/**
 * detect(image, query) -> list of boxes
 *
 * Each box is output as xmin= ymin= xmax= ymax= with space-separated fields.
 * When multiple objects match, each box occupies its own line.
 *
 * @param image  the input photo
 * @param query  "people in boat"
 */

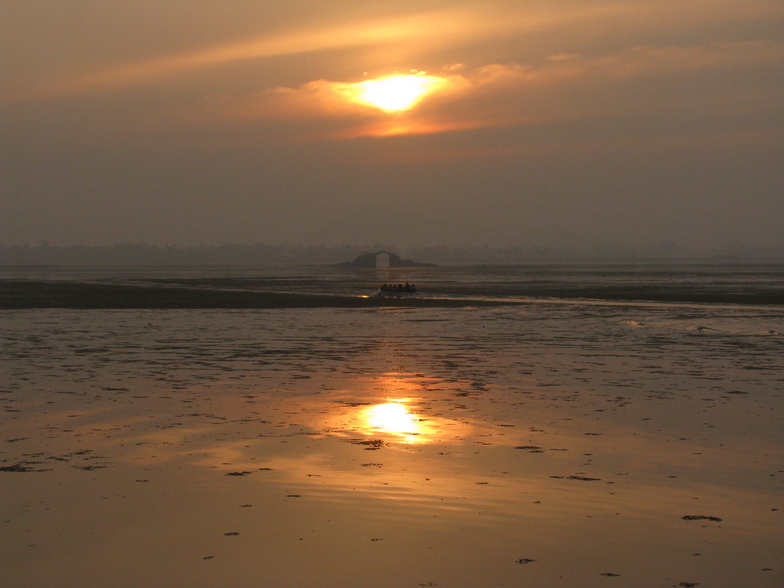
xmin=378 ymin=282 xmax=417 ymax=294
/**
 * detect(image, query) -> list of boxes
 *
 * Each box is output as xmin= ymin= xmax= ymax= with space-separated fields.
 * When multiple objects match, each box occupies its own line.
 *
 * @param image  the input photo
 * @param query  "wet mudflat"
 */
xmin=0 ymin=280 xmax=504 ymax=309
xmin=1 ymin=302 xmax=782 ymax=587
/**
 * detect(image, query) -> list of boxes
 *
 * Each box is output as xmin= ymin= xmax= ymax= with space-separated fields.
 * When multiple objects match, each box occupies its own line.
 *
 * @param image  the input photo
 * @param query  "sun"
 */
xmin=352 ymin=73 xmax=446 ymax=112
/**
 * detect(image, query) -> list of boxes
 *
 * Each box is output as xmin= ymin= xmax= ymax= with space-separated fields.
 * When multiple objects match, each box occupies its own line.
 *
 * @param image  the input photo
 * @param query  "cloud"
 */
xmin=8 ymin=0 xmax=781 ymax=167
xmin=176 ymin=37 xmax=783 ymax=148
xmin=6 ymin=0 xmax=782 ymax=119
xmin=4 ymin=7 xmax=507 ymax=103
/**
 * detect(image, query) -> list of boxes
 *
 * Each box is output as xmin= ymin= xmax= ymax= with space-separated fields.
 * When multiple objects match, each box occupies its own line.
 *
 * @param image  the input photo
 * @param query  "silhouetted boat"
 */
xmin=375 ymin=283 xmax=418 ymax=298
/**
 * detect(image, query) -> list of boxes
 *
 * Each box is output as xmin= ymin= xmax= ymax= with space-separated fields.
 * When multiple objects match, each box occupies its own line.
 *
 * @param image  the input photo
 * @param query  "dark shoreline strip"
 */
xmin=1 ymin=280 xmax=782 ymax=309
xmin=0 ymin=281 xmax=510 ymax=309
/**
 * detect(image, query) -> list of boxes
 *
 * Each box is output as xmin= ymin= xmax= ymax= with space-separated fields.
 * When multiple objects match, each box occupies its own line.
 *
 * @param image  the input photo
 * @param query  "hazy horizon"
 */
xmin=3 ymin=1 xmax=783 ymax=250
xmin=2 ymin=241 xmax=783 ymax=267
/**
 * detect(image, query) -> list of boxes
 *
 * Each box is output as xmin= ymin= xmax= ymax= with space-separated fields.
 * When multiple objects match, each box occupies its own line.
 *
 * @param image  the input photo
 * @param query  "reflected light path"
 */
xmin=362 ymin=401 xmax=428 ymax=443
xmin=311 ymin=372 xmax=478 ymax=446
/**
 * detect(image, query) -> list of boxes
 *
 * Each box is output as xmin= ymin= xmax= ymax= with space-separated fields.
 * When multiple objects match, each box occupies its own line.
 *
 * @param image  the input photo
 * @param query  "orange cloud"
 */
xmin=180 ymin=37 xmax=783 ymax=148
xmin=5 ymin=0 xmax=703 ymax=103
xmin=7 ymin=0 xmax=781 ymax=111
xmin=183 ymin=70 xmax=476 ymax=140
xmin=6 ymin=7 xmax=508 ymax=103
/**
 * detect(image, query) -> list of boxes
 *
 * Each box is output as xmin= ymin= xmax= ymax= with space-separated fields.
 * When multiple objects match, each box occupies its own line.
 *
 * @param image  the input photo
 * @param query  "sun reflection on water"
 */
xmin=362 ymin=401 xmax=423 ymax=443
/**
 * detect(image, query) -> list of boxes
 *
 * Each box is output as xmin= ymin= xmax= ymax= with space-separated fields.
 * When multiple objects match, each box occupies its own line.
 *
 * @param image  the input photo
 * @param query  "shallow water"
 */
xmin=3 ymin=260 xmax=784 ymax=304
xmin=2 ymin=263 xmax=784 ymax=587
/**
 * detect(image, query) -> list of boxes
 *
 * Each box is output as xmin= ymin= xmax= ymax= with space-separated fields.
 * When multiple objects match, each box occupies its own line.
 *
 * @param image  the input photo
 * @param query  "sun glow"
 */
xmin=365 ymin=402 xmax=418 ymax=433
xmin=353 ymin=74 xmax=446 ymax=112
xmin=361 ymin=402 xmax=429 ymax=443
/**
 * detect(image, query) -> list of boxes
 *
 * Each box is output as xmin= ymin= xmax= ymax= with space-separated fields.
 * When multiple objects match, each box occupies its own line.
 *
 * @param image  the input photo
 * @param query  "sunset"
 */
xmin=2 ymin=2 xmax=783 ymax=587
xmin=351 ymin=74 xmax=448 ymax=112
xmin=3 ymin=0 xmax=782 ymax=248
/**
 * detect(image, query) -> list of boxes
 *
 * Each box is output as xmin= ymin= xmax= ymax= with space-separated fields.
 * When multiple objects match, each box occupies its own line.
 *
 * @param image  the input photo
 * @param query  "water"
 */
xmin=2 ymin=260 xmax=783 ymax=304
xmin=1 ymin=262 xmax=783 ymax=587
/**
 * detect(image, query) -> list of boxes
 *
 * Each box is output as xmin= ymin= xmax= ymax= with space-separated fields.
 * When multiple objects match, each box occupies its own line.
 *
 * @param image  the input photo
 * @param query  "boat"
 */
xmin=376 ymin=283 xmax=418 ymax=298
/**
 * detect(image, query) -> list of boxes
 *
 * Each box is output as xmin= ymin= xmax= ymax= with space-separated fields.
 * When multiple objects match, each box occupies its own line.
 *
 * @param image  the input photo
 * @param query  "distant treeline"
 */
xmin=0 ymin=243 xmax=369 ymax=266
xmin=0 ymin=242 xmax=782 ymax=265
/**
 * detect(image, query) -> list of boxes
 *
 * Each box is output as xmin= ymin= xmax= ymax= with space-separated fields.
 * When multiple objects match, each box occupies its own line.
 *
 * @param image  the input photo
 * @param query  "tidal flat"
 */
xmin=1 ymin=300 xmax=783 ymax=587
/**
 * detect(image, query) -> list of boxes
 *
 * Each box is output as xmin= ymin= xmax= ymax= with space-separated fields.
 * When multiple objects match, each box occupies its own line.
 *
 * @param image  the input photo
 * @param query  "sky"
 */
xmin=2 ymin=0 xmax=783 ymax=251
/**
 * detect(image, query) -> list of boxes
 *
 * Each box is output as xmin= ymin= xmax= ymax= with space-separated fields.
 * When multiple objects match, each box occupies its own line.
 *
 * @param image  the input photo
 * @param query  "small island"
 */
xmin=338 ymin=250 xmax=435 ymax=268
